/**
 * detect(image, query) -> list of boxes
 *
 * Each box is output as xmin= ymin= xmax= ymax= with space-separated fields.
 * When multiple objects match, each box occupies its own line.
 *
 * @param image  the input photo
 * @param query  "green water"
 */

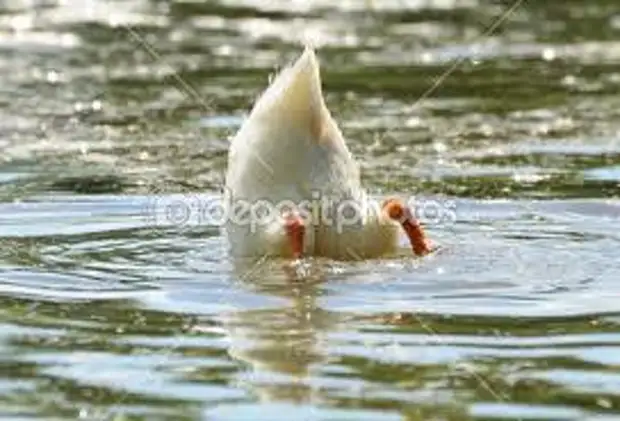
xmin=1 ymin=0 xmax=620 ymax=420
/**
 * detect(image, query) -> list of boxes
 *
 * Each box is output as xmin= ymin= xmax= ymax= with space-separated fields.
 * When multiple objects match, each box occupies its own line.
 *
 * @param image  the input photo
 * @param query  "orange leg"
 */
xmin=382 ymin=198 xmax=431 ymax=257
xmin=283 ymin=212 xmax=306 ymax=259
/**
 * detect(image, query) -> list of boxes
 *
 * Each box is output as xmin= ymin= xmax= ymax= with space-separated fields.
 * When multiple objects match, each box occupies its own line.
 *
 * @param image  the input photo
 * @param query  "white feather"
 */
xmin=224 ymin=47 xmax=400 ymax=260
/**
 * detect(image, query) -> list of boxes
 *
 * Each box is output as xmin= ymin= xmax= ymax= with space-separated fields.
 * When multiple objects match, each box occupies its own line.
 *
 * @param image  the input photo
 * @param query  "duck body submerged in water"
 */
xmin=224 ymin=47 xmax=431 ymax=260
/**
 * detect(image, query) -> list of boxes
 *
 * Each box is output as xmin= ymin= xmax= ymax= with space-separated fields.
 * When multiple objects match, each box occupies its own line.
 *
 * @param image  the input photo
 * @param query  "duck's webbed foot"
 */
xmin=283 ymin=210 xmax=306 ymax=259
xmin=382 ymin=198 xmax=432 ymax=257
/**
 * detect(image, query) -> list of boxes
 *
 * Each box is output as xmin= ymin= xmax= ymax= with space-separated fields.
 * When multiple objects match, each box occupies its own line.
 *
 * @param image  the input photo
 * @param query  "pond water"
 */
xmin=1 ymin=0 xmax=620 ymax=420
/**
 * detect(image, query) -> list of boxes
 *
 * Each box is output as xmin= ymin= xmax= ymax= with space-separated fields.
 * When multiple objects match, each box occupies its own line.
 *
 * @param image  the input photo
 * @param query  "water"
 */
xmin=1 ymin=0 xmax=620 ymax=419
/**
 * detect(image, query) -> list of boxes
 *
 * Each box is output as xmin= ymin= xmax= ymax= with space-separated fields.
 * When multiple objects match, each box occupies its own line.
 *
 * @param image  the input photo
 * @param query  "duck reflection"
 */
xmin=223 ymin=258 xmax=340 ymax=403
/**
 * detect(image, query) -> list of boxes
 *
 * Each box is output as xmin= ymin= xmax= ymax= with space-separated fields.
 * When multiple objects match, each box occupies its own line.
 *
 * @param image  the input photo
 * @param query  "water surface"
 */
xmin=1 ymin=0 xmax=620 ymax=420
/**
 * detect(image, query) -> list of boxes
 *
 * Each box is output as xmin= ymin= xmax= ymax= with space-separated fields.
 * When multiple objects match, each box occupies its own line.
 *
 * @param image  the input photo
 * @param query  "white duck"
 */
xmin=224 ymin=47 xmax=431 ymax=261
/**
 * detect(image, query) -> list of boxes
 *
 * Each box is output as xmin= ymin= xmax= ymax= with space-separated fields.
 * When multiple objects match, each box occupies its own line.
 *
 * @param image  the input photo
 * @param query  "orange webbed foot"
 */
xmin=283 ymin=211 xmax=306 ymax=259
xmin=382 ymin=197 xmax=432 ymax=257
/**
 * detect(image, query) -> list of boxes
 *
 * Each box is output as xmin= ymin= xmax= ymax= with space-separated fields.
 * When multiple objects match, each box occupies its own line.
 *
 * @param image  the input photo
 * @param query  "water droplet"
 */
xmin=216 ymin=45 xmax=232 ymax=56
xmin=513 ymin=173 xmax=545 ymax=184
xmin=344 ymin=33 xmax=358 ymax=46
xmin=421 ymin=52 xmax=433 ymax=63
xmin=10 ymin=15 xmax=32 ymax=31
xmin=433 ymin=142 xmax=447 ymax=153
xmin=479 ymin=124 xmax=493 ymax=137
xmin=562 ymin=75 xmax=577 ymax=86
xmin=46 ymin=70 xmax=60 ymax=84
xmin=405 ymin=117 xmax=422 ymax=128
xmin=542 ymin=48 xmax=556 ymax=61
xmin=92 ymin=100 xmax=102 ymax=111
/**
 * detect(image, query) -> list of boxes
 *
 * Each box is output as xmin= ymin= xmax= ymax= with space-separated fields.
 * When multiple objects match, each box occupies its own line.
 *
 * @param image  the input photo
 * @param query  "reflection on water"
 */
xmin=1 ymin=0 xmax=620 ymax=420
xmin=226 ymin=260 xmax=332 ymax=403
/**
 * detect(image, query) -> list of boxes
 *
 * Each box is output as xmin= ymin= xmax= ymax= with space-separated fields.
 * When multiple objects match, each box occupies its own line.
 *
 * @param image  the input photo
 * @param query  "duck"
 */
xmin=223 ymin=46 xmax=432 ymax=261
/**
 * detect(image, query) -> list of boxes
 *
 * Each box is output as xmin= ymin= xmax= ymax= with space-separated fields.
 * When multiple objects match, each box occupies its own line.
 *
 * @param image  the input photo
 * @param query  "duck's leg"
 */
xmin=283 ymin=211 xmax=306 ymax=259
xmin=382 ymin=198 xmax=432 ymax=256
